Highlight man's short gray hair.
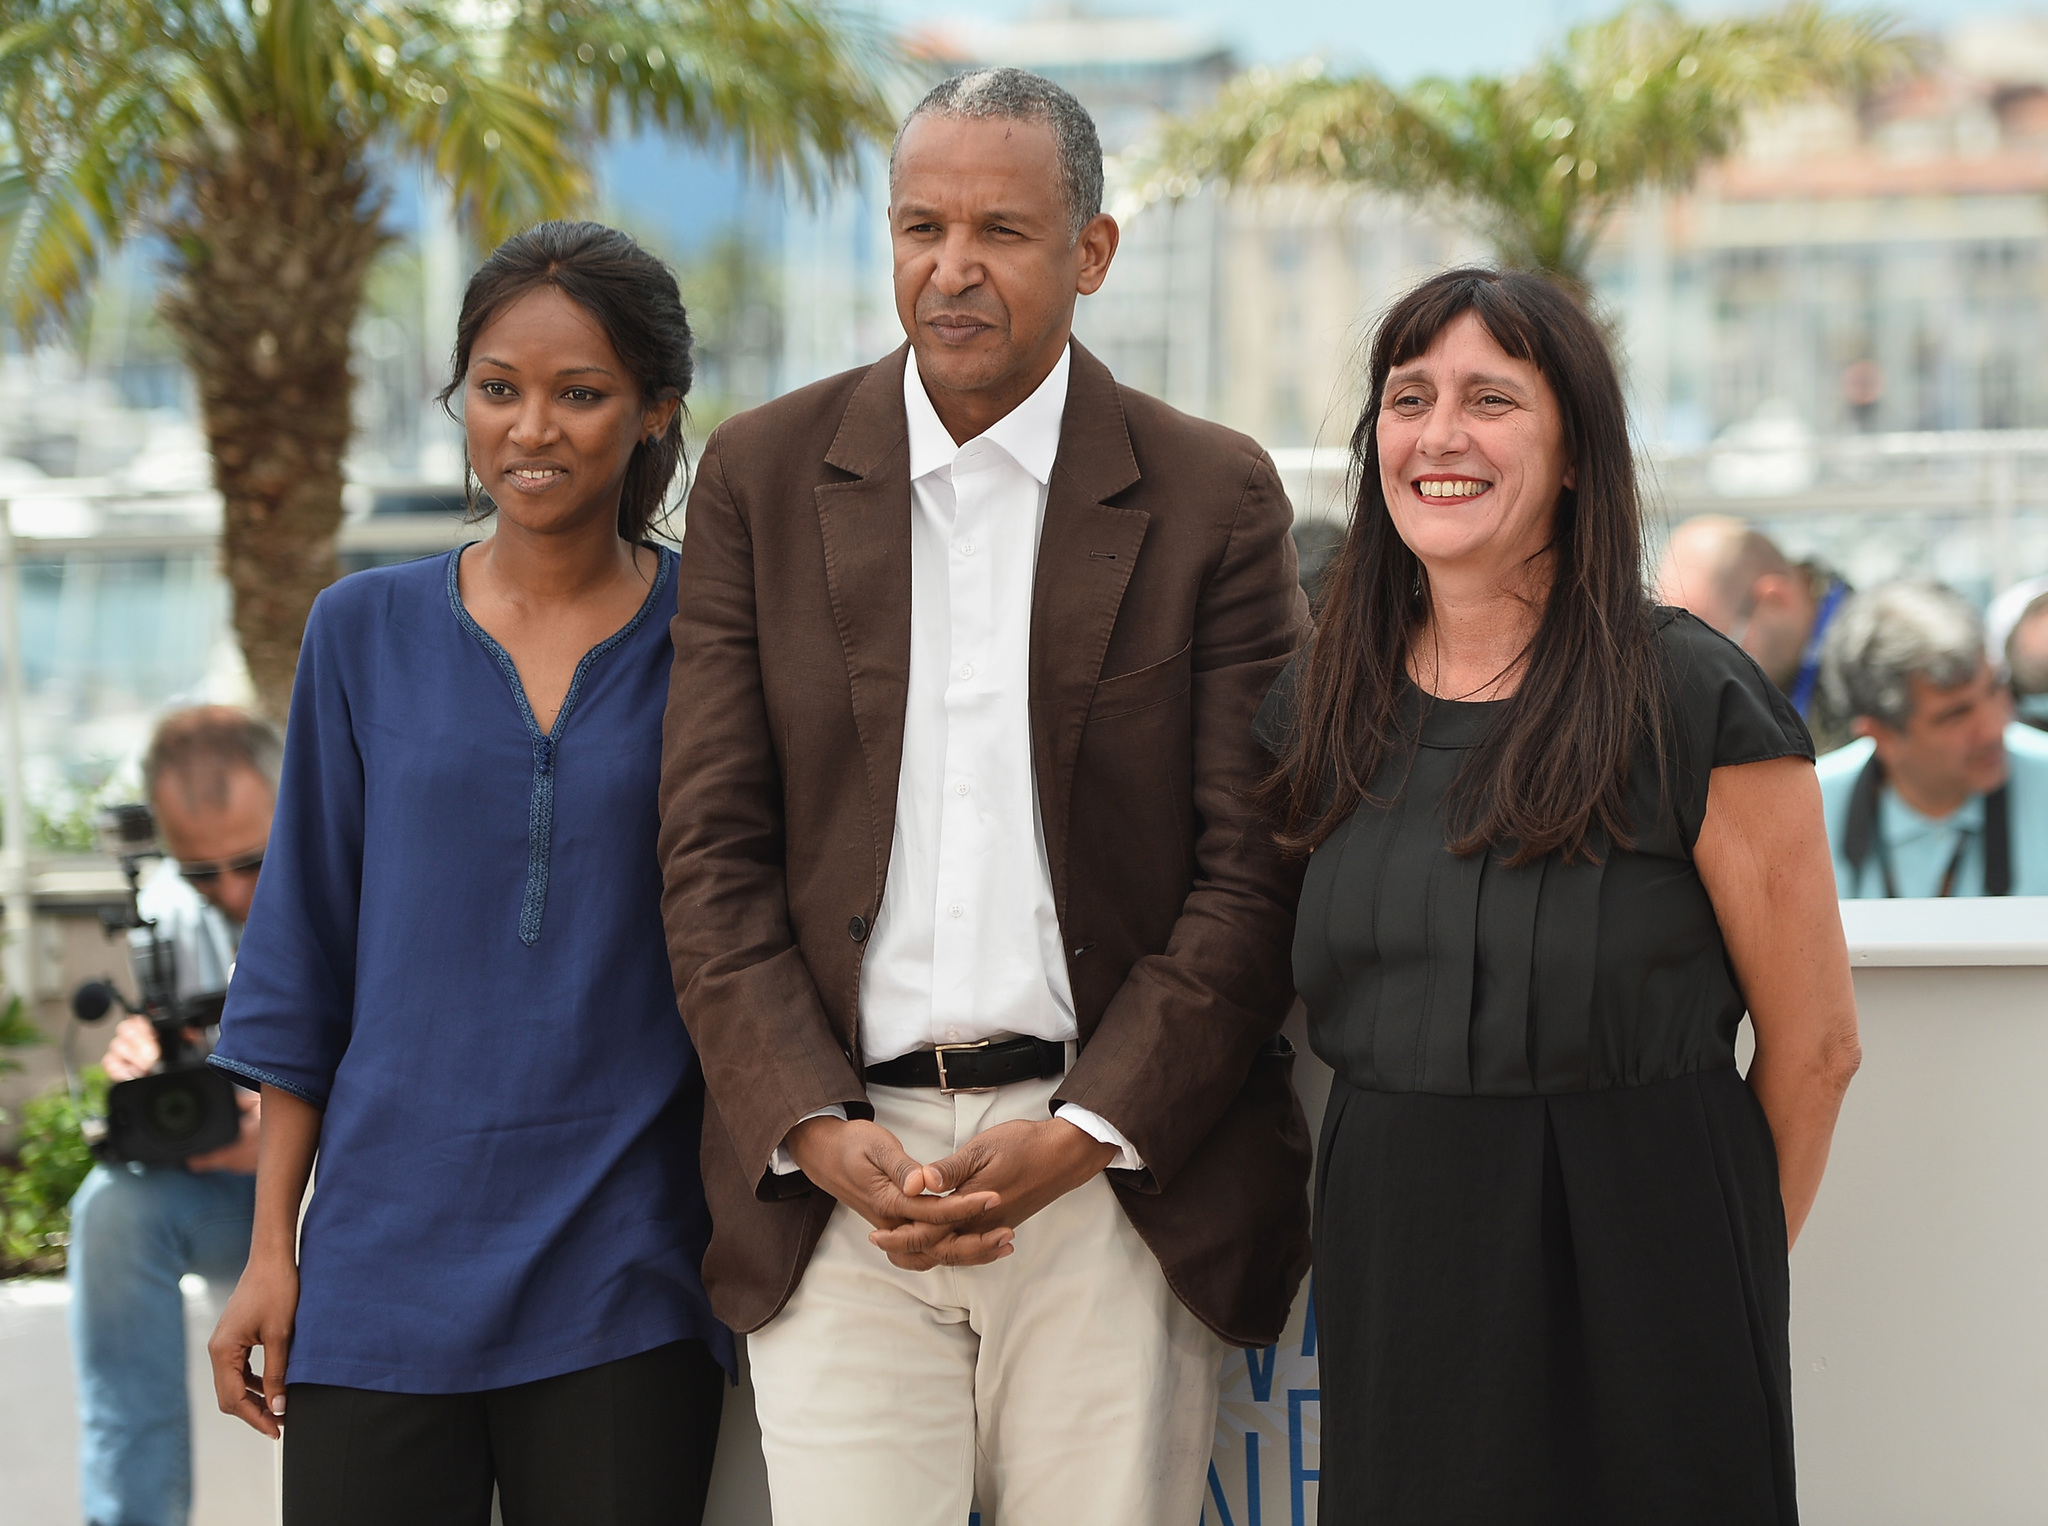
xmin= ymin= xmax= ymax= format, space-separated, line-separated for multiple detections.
xmin=1820 ymin=581 xmax=1986 ymax=730
xmin=891 ymin=67 xmax=1104 ymax=242
xmin=142 ymin=705 xmax=282 ymax=811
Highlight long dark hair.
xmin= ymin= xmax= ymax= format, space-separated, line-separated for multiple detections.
xmin=438 ymin=221 xmax=692 ymax=544
xmin=1263 ymin=267 xmax=1658 ymax=865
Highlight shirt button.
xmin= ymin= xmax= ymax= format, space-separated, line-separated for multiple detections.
xmin=958 ymin=664 xmax=974 ymax=681
xmin=955 ymin=780 xmax=970 ymax=796
xmin=958 ymin=540 xmax=975 ymax=556
xmin=948 ymin=902 xmax=964 ymax=919
xmin=945 ymin=1027 xmax=961 ymax=1042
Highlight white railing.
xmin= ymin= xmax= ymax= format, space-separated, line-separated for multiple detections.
xmin=1270 ymin=431 xmax=2048 ymax=601
xmin=1273 ymin=429 xmax=2048 ymax=519
xmin=9 ymin=431 xmax=2048 ymax=995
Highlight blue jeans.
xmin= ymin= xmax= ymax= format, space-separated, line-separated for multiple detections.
xmin=67 ymin=1163 xmax=256 ymax=1526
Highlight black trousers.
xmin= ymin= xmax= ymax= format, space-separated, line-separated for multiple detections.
xmin=282 ymin=1339 xmax=725 ymax=1526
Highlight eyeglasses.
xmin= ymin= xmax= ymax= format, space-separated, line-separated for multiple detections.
xmin=178 ymin=848 xmax=265 ymax=887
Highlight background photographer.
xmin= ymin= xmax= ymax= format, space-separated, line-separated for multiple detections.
xmin=1815 ymin=582 xmax=2048 ymax=897
xmin=68 ymin=706 xmax=276 ymax=1526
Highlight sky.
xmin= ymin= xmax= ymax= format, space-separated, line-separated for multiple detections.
xmin=864 ymin=0 xmax=2043 ymax=81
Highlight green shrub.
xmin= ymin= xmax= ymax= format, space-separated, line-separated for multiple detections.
xmin=1 ymin=1071 xmax=104 ymax=1278
xmin=0 ymin=993 xmax=42 ymax=1076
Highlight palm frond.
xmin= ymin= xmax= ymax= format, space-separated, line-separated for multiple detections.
xmin=0 ymin=79 xmax=184 ymax=331
xmin=344 ymin=5 xmax=586 ymax=245
xmin=1139 ymin=0 xmax=1919 ymax=283
xmin=0 ymin=0 xmax=901 ymax=306
xmin=0 ymin=0 xmax=231 ymax=331
xmin=261 ymin=0 xmax=360 ymax=141
xmin=1134 ymin=62 xmax=1423 ymax=193
xmin=496 ymin=0 xmax=904 ymax=194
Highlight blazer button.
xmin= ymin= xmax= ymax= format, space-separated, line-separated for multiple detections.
xmin=848 ymin=916 xmax=869 ymax=944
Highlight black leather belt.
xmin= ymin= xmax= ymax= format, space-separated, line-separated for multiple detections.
xmin=864 ymin=1036 xmax=1066 ymax=1093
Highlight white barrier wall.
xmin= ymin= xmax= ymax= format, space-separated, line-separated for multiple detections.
xmin=1203 ymin=1002 xmax=1325 ymax=1526
xmin=1790 ymin=896 xmax=2048 ymax=1525
xmin=704 ymin=897 xmax=2048 ymax=1525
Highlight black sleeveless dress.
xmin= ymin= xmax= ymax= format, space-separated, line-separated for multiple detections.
xmin=1264 ymin=610 xmax=1815 ymax=1526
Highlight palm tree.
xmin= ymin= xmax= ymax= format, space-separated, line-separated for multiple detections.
xmin=0 ymin=0 xmax=897 ymax=720
xmin=1136 ymin=1 xmax=1913 ymax=288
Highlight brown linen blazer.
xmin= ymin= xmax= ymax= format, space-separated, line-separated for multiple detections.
xmin=658 ymin=340 xmax=1312 ymax=1345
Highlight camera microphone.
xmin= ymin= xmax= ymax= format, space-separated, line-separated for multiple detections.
xmin=71 ymin=981 xmax=128 ymax=1024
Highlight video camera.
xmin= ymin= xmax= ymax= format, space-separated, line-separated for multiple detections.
xmin=70 ymin=803 xmax=241 ymax=1165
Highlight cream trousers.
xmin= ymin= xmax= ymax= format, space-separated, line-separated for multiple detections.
xmin=745 ymin=1066 xmax=1226 ymax=1526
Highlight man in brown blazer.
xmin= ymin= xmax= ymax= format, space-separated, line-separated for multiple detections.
xmin=660 ymin=67 xmax=1309 ymax=1524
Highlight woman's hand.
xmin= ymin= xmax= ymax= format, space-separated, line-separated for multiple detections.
xmin=208 ymin=1249 xmax=298 ymax=1438
xmin=208 ymin=1083 xmax=323 ymax=1436
xmin=1694 ymin=755 xmax=1862 ymax=1248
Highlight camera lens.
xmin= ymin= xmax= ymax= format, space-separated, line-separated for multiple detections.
xmin=149 ymin=1082 xmax=204 ymax=1142
xmin=103 ymin=1067 xmax=238 ymax=1164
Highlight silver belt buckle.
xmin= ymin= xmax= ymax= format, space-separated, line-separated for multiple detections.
xmin=934 ymin=1038 xmax=995 ymax=1094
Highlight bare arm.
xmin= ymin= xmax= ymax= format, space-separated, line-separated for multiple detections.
xmin=207 ymin=1085 xmax=320 ymax=1437
xmin=1693 ymin=755 xmax=1861 ymax=1247
xmin=186 ymin=1087 xmax=260 ymax=1175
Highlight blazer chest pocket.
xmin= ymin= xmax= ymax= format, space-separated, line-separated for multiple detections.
xmin=1088 ymin=639 xmax=1192 ymax=722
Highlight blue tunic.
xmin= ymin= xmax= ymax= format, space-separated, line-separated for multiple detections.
xmin=211 ymin=545 xmax=730 ymax=1392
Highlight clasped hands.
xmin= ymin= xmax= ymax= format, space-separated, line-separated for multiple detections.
xmin=785 ymin=1113 xmax=1117 ymax=1271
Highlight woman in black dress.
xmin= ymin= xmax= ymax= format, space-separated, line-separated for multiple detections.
xmin=1259 ymin=269 xmax=1860 ymax=1524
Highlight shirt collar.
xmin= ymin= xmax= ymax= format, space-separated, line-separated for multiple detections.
xmin=1880 ymin=785 xmax=1986 ymax=845
xmin=904 ymin=342 xmax=1071 ymax=485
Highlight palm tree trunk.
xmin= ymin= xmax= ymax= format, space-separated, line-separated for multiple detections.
xmin=156 ymin=124 xmax=388 ymax=723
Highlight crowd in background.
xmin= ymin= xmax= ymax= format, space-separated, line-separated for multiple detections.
xmin=1657 ymin=519 xmax=2048 ymax=900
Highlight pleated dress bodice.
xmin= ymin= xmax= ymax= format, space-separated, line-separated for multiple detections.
xmin=1276 ymin=608 xmax=1814 ymax=1100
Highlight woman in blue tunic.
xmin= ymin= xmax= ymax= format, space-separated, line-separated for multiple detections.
xmin=205 ymin=221 xmax=731 ymax=1525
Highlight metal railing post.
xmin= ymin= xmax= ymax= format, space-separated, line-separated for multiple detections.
xmin=1990 ymin=446 xmax=2019 ymax=597
xmin=0 ymin=496 xmax=35 ymax=1005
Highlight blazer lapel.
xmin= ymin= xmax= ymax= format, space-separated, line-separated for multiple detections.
xmin=816 ymin=345 xmax=914 ymax=907
xmin=1031 ymin=341 xmax=1148 ymax=919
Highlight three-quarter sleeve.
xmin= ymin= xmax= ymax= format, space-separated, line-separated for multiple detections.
xmin=1654 ymin=608 xmax=1816 ymax=848
xmin=210 ymin=593 xmax=365 ymax=1106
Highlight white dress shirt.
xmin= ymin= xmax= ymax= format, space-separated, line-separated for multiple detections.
xmin=771 ymin=345 xmax=1139 ymax=1172
xmin=135 ymin=858 xmax=241 ymax=997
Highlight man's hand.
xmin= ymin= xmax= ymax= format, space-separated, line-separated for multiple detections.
xmin=868 ymin=1118 xmax=1117 ymax=1271
xmin=102 ymin=1015 xmax=165 ymax=1082
xmin=784 ymin=1115 xmax=1015 ymax=1270
xmin=189 ymin=1089 xmax=261 ymax=1175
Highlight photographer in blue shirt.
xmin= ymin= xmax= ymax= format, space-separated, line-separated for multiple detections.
xmin=68 ymin=706 xmax=275 ymax=1526
xmin=1815 ymin=581 xmax=2048 ymax=897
